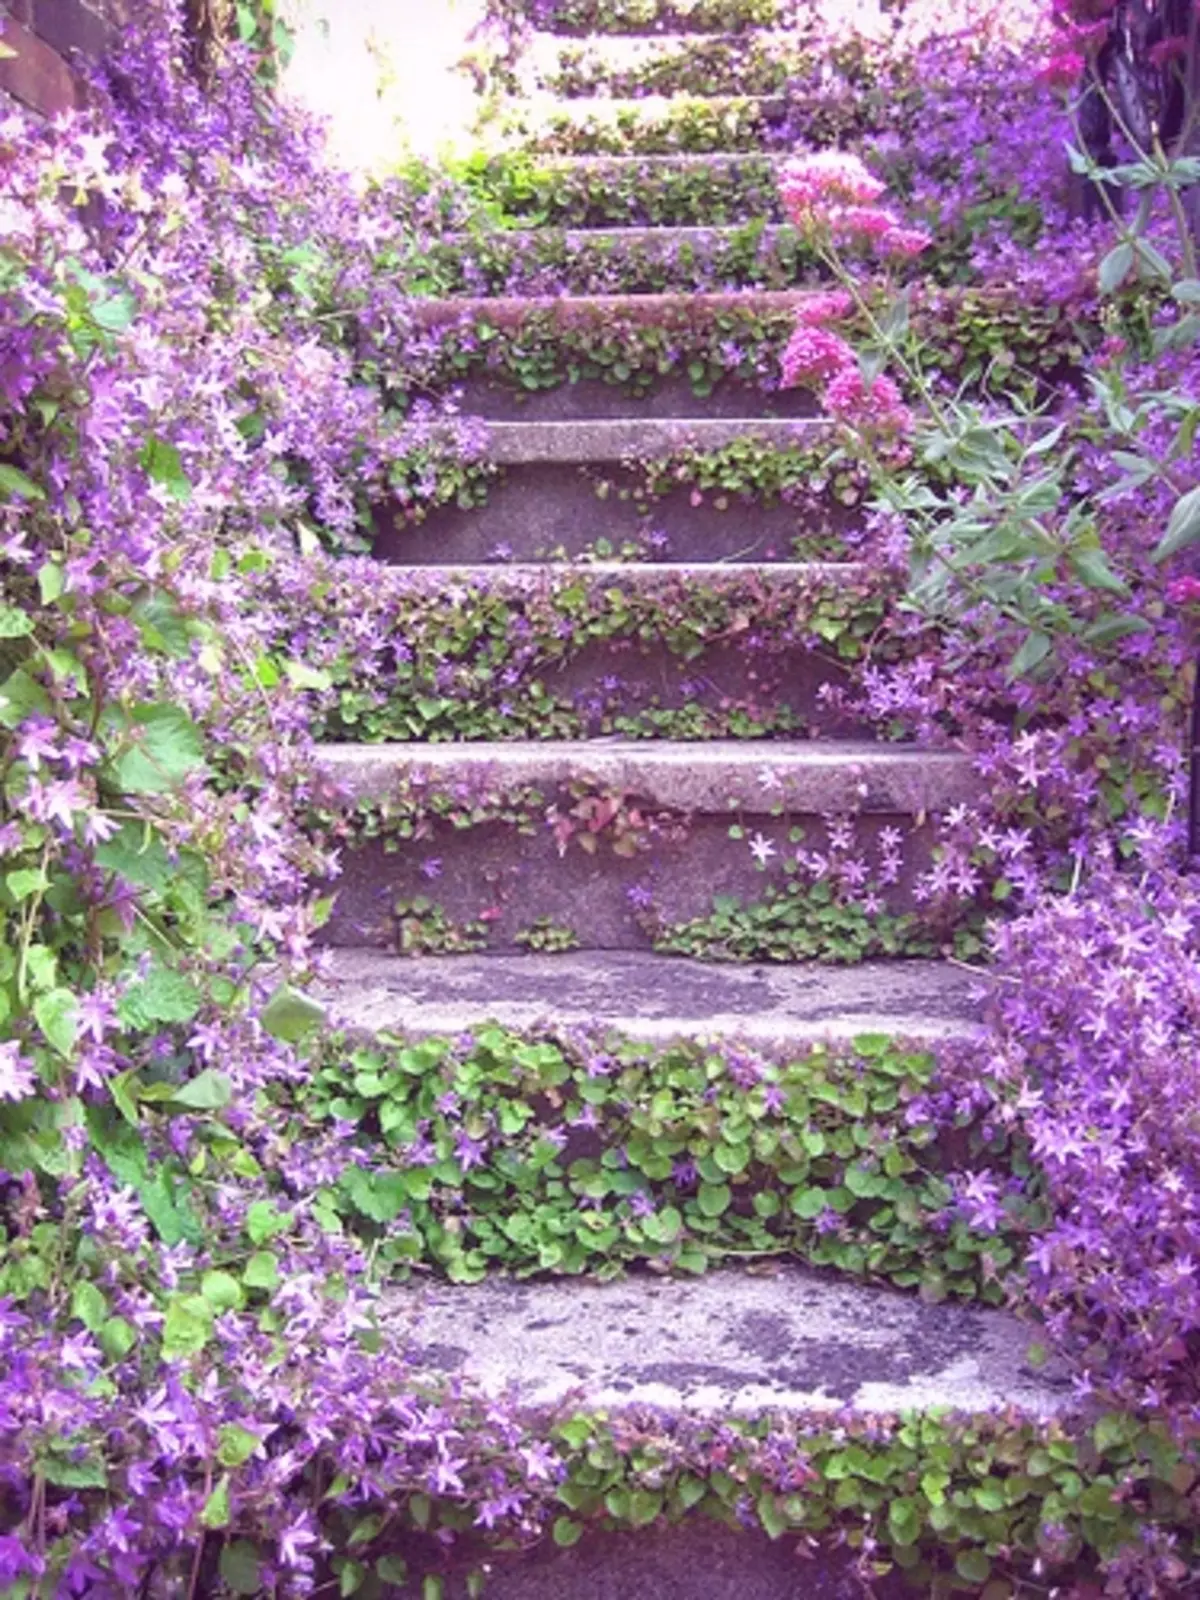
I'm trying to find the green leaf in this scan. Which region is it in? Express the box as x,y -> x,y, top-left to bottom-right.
219,1542 -> 262,1596
0,607 -> 34,639
139,435 -> 192,502
696,1182 -> 731,1217
955,1549 -> 992,1584
109,703 -> 206,794
553,1517 -> 583,1547
242,1249 -> 279,1290
246,1200 -> 289,1244
1070,547 -> 1128,595
1174,279 -> 1200,304
888,1497 -> 921,1546
168,1068 -> 233,1112
162,1293 -> 213,1358
1006,630 -> 1051,679
99,1316 -> 137,1362
1153,485 -> 1200,563
422,1577 -> 444,1600
35,987 -> 77,1057
200,1475 -> 232,1529
0,462 -> 46,501
201,1269 -> 245,1313
217,1423 -> 261,1468
261,984 -> 326,1042
283,659 -> 333,692
117,964 -> 201,1029
38,561 -> 65,605
1097,241 -> 1134,295
6,868 -> 48,901
71,1279 -> 108,1332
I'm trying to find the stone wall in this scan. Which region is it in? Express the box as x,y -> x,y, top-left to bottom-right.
0,0 -> 128,118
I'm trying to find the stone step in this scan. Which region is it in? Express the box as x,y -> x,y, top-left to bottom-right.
482,417 -> 825,464
307,562 -> 882,743
528,31 -> 810,99
408,287 -> 812,331
456,151 -> 786,228
318,948 -> 980,1043
516,0 -> 793,36
311,741 -> 980,954
508,93 -> 792,157
393,1263 -> 1061,1417
423,223 -> 815,297
378,420 -> 862,565
406,289 -> 813,421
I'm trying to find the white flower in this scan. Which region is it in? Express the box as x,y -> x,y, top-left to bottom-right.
748,832 -> 776,869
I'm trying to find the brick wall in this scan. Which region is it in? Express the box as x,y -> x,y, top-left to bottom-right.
0,0 -> 128,118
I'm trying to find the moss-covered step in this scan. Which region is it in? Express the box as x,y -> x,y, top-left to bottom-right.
286,999 -> 1015,1292
402,289 -> 1088,419
288,560 -> 896,744
489,0 -> 790,36
414,223 -> 819,297
506,94 -> 793,156
531,31 -> 813,99
437,151 -> 787,229
378,420 -> 867,565
310,740 -> 982,955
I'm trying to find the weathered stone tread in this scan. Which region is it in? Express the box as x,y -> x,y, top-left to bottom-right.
318,949 -> 982,1043
407,288 -> 813,328
479,416 -> 828,463
394,1263 -> 1064,1417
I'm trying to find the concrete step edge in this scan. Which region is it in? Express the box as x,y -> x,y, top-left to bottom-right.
506,149 -> 787,169
478,416 -> 831,462
407,288 -> 814,328
346,561 -> 871,589
313,741 -> 981,814
444,222 -> 797,247
318,949 -> 982,1046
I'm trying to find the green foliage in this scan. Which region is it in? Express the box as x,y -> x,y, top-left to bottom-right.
282,1026 -> 1039,1298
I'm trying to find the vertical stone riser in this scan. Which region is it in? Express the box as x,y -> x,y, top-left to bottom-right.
321,810 -> 944,952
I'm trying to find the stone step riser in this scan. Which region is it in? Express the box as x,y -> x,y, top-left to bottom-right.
323,808 -> 948,953
313,744 -> 979,955
378,465 -> 857,565
328,641 -> 865,745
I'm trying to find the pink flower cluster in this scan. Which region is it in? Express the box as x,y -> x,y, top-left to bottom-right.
776,153 -> 926,438
778,151 -> 932,258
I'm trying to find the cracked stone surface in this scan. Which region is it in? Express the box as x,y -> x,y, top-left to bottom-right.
389,1265 -> 1067,1418
318,950 -> 981,1043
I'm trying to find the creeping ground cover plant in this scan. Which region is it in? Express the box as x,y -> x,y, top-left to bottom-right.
3,0 -> 1200,1593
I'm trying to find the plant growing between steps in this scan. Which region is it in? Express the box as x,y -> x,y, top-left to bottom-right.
283,1025 -> 1036,1295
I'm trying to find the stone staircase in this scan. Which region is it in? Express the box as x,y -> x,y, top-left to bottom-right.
311,2 -> 1062,1591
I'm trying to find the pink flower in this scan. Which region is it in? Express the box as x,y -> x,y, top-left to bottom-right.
795,289 -> 854,326
827,203 -> 899,243
824,368 -> 913,436
880,226 -> 932,260
779,325 -> 856,390
779,151 -> 885,224
1167,576 -> 1200,606
1039,49 -> 1085,87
